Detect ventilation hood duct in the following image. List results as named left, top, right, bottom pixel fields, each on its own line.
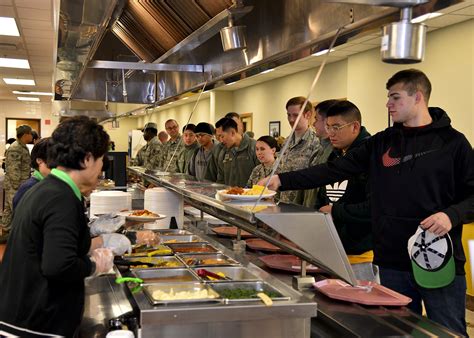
left=63, top=0, right=462, bottom=106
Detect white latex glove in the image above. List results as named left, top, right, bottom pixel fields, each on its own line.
left=101, top=233, right=132, bottom=255
left=136, top=230, right=160, bottom=246
left=257, top=175, right=281, bottom=191
left=90, top=248, right=114, bottom=276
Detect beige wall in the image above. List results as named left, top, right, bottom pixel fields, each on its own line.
left=0, top=101, right=58, bottom=155
left=102, top=117, right=138, bottom=152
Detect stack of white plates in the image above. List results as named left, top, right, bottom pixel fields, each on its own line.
left=144, top=187, right=183, bottom=229
left=90, top=191, right=132, bottom=216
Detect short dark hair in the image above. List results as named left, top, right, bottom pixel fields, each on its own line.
left=326, top=100, right=362, bottom=123
left=182, top=123, right=196, bottom=133
left=31, top=130, right=39, bottom=141
left=315, top=99, right=340, bottom=119
left=386, top=69, right=432, bottom=102
left=220, top=118, right=238, bottom=132
left=257, top=135, right=280, bottom=152
left=48, top=116, right=110, bottom=170
left=285, top=96, right=313, bottom=112
left=30, top=137, right=50, bottom=170
left=6, top=138, right=15, bottom=145
left=215, top=117, right=229, bottom=129
left=225, top=112, right=240, bottom=120
left=16, top=125, right=32, bottom=138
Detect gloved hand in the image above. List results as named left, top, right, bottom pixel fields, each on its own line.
left=136, top=230, right=160, bottom=246
left=90, top=248, right=114, bottom=276
left=89, top=213, right=126, bottom=237
left=101, top=233, right=132, bottom=256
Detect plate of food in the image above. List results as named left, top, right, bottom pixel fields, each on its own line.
left=217, top=185, right=277, bottom=201
left=118, top=209, right=166, bottom=222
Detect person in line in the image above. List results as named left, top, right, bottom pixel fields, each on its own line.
left=246, top=135, right=279, bottom=187
left=205, top=118, right=226, bottom=182
left=142, top=122, right=162, bottom=170
left=13, top=137, right=51, bottom=210
left=314, top=100, right=375, bottom=281
left=278, top=96, right=321, bottom=204
left=31, top=130, right=40, bottom=145
left=0, top=116, right=128, bottom=337
left=225, top=111, right=244, bottom=135
left=1, top=125, right=33, bottom=237
left=260, top=69, right=473, bottom=336
left=218, top=117, right=258, bottom=187
left=160, top=119, right=183, bottom=172
left=188, top=122, right=216, bottom=180
left=177, top=124, right=199, bottom=173
left=158, top=130, right=169, bottom=144
left=298, top=99, right=338, bottom=207
left=1, top=137, right=16, bottom=171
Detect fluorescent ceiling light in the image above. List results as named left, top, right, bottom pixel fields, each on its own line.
left=12, top=90, right=52, bottom=96
left=3, top=78, right=35, bottom=85
left=312, top=48, right=335, bottom=57
left=411, top=12, right=443, bottom=23
left=17, top=97, right=40, bottom=101
left=0, top=57, right=30, bottom=69
left=226, top=81, right=237, bottom=86
left=0, top=17, right=20, bottom=36
left=167, top=102, right=173, bottom=105
left=260, top=69, right=274, bottom=74
left=182, top=97, right=189, bottom=100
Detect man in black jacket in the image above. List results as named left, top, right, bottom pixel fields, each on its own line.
left=260, top=69, right=473, bottom=336
left=314, top=100, right=375, bottom=281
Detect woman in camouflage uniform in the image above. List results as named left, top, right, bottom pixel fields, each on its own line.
left=246, top=136, right=279, bottom=191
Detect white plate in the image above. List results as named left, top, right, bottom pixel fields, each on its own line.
left=217, top=189, right=277, bottom=201
left=118, top=211, right=167, bottom=222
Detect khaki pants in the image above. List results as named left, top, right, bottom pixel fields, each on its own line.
left=1, top=187, right=15, bottom=231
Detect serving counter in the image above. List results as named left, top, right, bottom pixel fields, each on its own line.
left=80, top=167, right=462, bottom=337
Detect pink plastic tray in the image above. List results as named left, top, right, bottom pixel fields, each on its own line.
left=259, top=254, right=320, bottom=273
left=313, top=279, right=412, bottom=306
left=246, top=239, right=297, bottom=252
left=211, top=226, right=254, bottom=238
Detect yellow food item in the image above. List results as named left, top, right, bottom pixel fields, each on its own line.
left=151, top=288, right=217, bottom=300
left=243, top=185, right=271, bottom=196
left=163, top=239, right=178, bottom=244
left=147, top=246, right=173, bottom=256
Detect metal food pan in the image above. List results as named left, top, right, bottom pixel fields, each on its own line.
left=168, top=243, right=219, bottom=254
left=178, top=253, right=240, bottom=267
left=124, top=256, right=184, bottom=269
left=209, top=281, right=290, bottom=303
left=193, top=266, right=261, bottom=283
left=133, top=268, right=200, bottom=283
left=124, top=244, right=173, bottom=257
left=160, top=235, right=206, bottom=244
left=154, top=229, right=192, bottom=236
left=142, top=282, right=221, bottom=305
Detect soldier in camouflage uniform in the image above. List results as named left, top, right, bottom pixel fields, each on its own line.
left=134, top=144, right=147, bottom=166
left=160, top=119, right=184, bottom=172
left=278, top=97, right=322, bottom=204
left=177, top=124, right=199, bottom=173
left=142, top=123, right=162, bottom=170
left=246, top=135, right=279, bottom=187
left=1, top=125, right=33, bottom=233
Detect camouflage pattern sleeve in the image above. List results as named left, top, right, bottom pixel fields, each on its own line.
left=5, top=143, right=31, bottom=189
left=144, top=138, right=162, bottom=170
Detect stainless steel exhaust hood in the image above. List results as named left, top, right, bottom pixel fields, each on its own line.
left=55, top=0, right=463, bottom=110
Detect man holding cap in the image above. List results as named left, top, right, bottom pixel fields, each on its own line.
left=139, top=122, right=162, bottom=170
left=260, top=69, right=473, bottom=335
left=188, top=122, right=216, bottom=180
left=1, top=124, right=32, bottom=237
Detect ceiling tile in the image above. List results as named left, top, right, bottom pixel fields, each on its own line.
left=16, top=7, right=51, bottom=21
left=19, top=18, right=54, bottom=30
left=0, top=0, right=13, bottom=5
left=0, top=5, right=15, bottom=16
left=14, top=0, right=51, bottom=10
left=22, top=28, right=54, bottom=39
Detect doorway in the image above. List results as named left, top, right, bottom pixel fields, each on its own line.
left=6, top=118, right=41, bottom=141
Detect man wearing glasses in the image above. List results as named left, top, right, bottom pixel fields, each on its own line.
left=260, top=69, right=473, bottom=336
left=160, top=119, right=184, bottom=172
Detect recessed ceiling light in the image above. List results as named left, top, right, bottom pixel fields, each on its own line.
left=0, top=17, right=20, bottom=37
left=226, top=81, right=237, bottom=86
left=260, top=69, right=274, bottom=74
left=0, top=57, right=30, bottom=69
left=411, top=12, right=443, bottom=23
left=3, top=78, right=35, bottom=86
left=12, top=90, right=52, bottom=96
left=182, top=97, right=189, bottom=100
left=17, top=97, right=40, bottom=101
left=312, top=48, right=335, bottom=57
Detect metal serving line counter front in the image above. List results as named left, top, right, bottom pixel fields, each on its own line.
left=80, top=167, right=461, bottom=337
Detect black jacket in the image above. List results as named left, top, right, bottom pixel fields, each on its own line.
left=315, top=126, right=372, bottom=255
left=280, top=108, right=474, bottom=274
left=0, top=175, right=93, bottom=337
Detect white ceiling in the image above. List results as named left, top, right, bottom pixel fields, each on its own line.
left=0, top=0, right=54, bottom=102
left=0, top=0, right=472, bottom=105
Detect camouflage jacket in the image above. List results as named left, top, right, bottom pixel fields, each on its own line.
left=160, top=135, right=184, bottom=172
left=143, top=137, right=162, bottom=170
left=278, top=128, right=322, bottom=204
left=4, top=140, right=31, bottom=190
left=135, top=144, right=147, bottom=166
left=204, top=142, right=224, bottom=182
left=246, top=163, right=278, bottom=187
left=177, top=142, right=199, bottom=173
left=218, top=134, right=259, bottom=187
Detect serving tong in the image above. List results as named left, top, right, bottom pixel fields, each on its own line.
left=196, top=269, right=232, bottom=281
